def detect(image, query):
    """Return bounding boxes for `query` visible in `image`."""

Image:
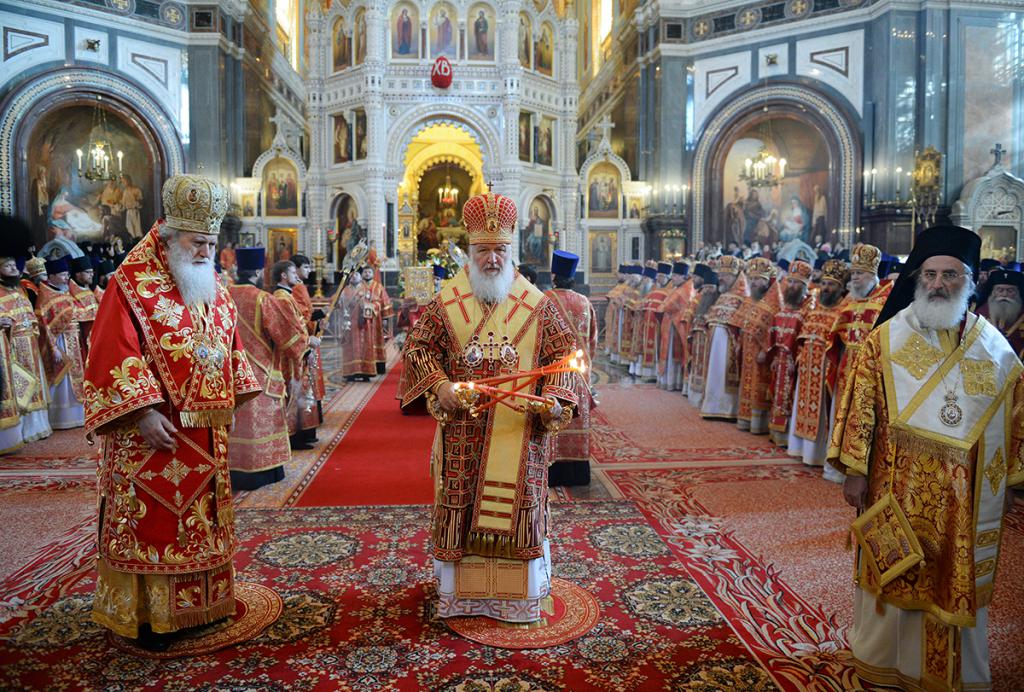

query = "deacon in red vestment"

[84,175,260,649]
[766,261,813,445]
[736,258,782,433]
[339,270,379,381]
[544,250,597,486]
[35,256,85,429]
[631,263,671,379]
[401,191,579,623]
[656,263,693,391]
[228,249,311,489]
[787,259,848,468]
[360,264,392,374]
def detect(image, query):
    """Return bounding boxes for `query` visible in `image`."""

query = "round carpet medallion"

[446,578,600,649]
[108,582,282,659]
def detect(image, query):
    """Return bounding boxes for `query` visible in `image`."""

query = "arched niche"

[692,83,861,251]
[952,163,1024,261]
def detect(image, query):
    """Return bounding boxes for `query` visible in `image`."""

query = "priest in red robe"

[228,248,311,489]
[35,256,85,429]
[766,260,813,445]
[339,269,379,381]
[544,250,597,486]
[84,174,261,650]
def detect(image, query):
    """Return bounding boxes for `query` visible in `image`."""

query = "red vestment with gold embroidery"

[545,288,597,463]
[631,286,668,373]
[767,297,810,437]
[657,282,693,376]
[736,284,782,428]
[793,300,841,441]
[339,284,379,377]
[35,283,84,395]
[829,281,893,402]
[83,228,261,638]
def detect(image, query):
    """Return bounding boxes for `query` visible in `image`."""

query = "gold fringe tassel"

[179,409,234,428]
[890,427,970,468]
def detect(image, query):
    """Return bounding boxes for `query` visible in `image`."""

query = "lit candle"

[870,168,877,200]
[682,184,689,215]
[779,158,787,178]
[103,154,109,177]
[76,149,83,170]
[864,170,870,200]
[744,159,753,177]
[117,150,123,173]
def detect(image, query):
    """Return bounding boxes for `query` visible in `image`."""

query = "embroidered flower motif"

[623,578,722,628]
[152,295,185,329]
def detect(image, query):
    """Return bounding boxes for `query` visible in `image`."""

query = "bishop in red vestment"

[35,256,85,429]
[84,176,260,649]
[766,261,813,445]
[736,258,781,433]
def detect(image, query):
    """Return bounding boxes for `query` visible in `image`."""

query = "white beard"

[167,240,218,307]
[847,277,878,300]
[988,297,1023,326]
[911,281,972,331]
[468,260,515,304]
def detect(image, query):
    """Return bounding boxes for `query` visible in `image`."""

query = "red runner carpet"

[296,364,435,506]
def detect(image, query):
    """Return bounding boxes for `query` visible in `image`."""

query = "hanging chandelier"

[75,95,123,182]
[437,170,459,208]
[740,146,786,189]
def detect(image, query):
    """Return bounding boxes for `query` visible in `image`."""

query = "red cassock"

[339,284,379,377]
[291,282,326,402]
[632,287,669,375]
[544,288,597,464]
[736,283,782,431]
[83,228,261,638]
[767,298,810,442]
[227,284,307,484]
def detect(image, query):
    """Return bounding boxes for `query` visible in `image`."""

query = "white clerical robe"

[700,325,738,418]
[786,374,829,466]
[48,333,84,429]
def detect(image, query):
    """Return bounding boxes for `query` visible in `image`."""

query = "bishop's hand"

[435,381,463,413]
[843,474,868,513]
[138,408,178,452]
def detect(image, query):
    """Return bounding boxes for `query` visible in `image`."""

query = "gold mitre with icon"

[716,255,743,276]
[788,260,813,284]
[744,257,775,280]
[161,173,230,235]
[850,243,882,274]
[821,259,850,285]
[462,191,517,245]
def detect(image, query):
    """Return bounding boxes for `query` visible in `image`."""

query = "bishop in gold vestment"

[401,192,579,623]
[829,226,1022,691]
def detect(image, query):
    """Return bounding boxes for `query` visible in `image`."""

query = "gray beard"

[847,278,878,300]
[988,298,1022,326]
[468,260,515,304]
[911,282,971,331]
[167,241,218,307]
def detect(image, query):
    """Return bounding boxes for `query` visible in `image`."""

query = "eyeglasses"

[917,269,967,284]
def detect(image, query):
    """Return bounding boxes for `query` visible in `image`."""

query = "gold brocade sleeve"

[538,301,581,408]
[826,330,883,476]
[400,299,449,407]
[1008,374,1024,488]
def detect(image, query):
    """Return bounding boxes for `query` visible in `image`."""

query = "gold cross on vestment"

[160,457,190,487]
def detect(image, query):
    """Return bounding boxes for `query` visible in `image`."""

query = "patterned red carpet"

[1,359,1022,690]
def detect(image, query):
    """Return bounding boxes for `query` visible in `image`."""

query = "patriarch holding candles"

[400,190,581,623]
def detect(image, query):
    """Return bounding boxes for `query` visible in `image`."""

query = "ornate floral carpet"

[0,502,766,691]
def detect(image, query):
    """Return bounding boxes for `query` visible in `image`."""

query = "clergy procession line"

[1,176,1022,692]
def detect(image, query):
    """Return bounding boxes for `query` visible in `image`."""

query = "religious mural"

[354,9,367,65]
[518,13,532,69]
[720,119,830,248]
[240,193,256,217]
[587,162,620,218]
[26,103,154,249]
[535,23,554,76]
[264,157,299,217]
[518,111,532,162]
[333,113,352,164]
[354,110,368,160]
[590,231,615,275]
[335,194,361,266]
[332,17,351,71]
[391,3,419,59]
[269,227,297,264]
[468,4,495,61]
[430,3,457,60]
[534,116,554,166]
[520,196,553,267]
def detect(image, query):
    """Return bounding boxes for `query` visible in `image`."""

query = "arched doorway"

[692,84,861,253]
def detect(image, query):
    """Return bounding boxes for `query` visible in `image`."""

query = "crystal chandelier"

[740,146,786,189]
[437,171,459,208]
[75,95,123,182]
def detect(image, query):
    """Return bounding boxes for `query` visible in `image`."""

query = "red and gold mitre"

[462,192,517,245]
[821,259,850,285]
[716,255,743,276]
[850,243,882,274]
[162,174,229,235]
[788,260,813,284]
[745,257,775,281]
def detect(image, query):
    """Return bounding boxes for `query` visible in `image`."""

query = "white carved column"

[559,17,581,256]
[305,5,328,255]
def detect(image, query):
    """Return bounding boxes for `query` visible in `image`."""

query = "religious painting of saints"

[354,9,367,65]
[467,3,495,61]
[333,113,352,164]
[335,194,359,265]
[332,18,351,71]
[269,228,297,264]
[520,196,553,267]
[534,116,554,167]
[264,157,299,217]
[430,3,457,60]
[590,231,615,276]
[354,110,368,160]
[534,23,554,76]
[587,162,620,219]
[626,194,644,219]
[518,12,531,69]
[391,3,419,59]
[660,234,686,260]
[26,102,156,249]
[240,193,256,217]
[518,111,532,162]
